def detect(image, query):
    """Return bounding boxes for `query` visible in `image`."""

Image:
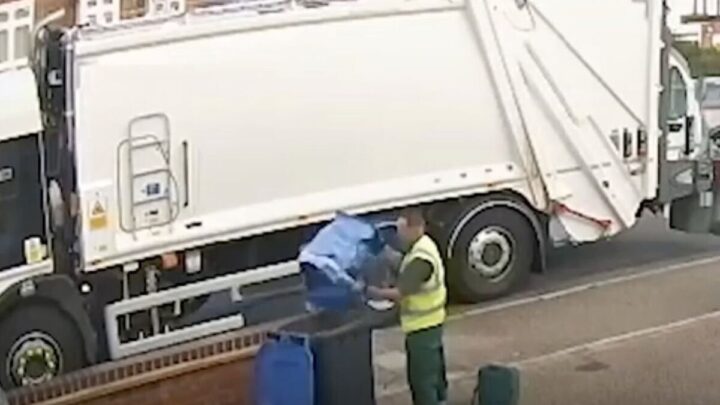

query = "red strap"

[552,202,612,231]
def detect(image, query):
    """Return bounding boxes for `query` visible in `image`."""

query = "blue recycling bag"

[299,213,385,311]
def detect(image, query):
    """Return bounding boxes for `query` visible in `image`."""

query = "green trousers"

[405,325,448,405]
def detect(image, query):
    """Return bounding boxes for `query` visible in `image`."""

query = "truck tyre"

[448,206,535,303]
[0,305,85,389]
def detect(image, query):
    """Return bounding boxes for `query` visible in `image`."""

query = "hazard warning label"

[89,198,108,230]
[91,201,106,216]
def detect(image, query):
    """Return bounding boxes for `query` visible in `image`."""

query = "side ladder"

[119,114,177,236]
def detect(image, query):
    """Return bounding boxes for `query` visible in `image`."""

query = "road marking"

[511,308,720,367]
[448,254,720,322]
[376,255,720,400]
[377,309,720,399]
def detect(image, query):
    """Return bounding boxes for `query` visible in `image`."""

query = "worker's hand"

[367,285,402,302]
[366,285,380,298]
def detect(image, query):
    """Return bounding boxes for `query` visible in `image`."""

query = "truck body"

[1,0,718,389]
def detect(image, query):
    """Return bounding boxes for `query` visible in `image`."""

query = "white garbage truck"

[0,0,715,388]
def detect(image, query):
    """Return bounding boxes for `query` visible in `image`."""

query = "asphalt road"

[374,215,720,405]
[439,214,720,317]
[543,215,720,284]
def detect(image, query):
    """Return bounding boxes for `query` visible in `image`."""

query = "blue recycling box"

[254,333,314,405]
[254,311,375,405]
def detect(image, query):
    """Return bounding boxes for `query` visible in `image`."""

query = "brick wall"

[36,0,75,27]
[701,22,720,48]
[0,0,74,26]
[85,359,254,405]
[6,323,275,405]
[119,0,144,20]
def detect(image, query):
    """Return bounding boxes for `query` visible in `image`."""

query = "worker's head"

[396,207,426,249]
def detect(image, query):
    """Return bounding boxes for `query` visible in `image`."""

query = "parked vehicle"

[667,47,703,160]
[700,78,720,135]
[0,0,717,388]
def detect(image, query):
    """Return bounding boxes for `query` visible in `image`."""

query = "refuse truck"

[0,0,717,388]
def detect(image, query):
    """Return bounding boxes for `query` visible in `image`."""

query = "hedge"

[674,40,720,77]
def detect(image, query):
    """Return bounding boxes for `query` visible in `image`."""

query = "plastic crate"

[255,333,314,405]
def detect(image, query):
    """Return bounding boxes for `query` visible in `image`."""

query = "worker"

[366,207,448,405]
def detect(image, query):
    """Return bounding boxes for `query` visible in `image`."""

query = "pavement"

[373,216,720,404]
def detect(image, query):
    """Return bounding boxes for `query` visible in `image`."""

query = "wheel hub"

[468,227,514,281]
[7,332,62,386]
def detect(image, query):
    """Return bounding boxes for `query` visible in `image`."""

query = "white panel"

[0,67,42,142]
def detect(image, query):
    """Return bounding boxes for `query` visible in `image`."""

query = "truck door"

[667,50,701,161]
[0,134,47,270]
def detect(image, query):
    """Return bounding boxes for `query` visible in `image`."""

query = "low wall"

[7,326,271,405]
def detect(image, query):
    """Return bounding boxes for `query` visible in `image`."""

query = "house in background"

[677,0,720,48]
[700,22,720,48]
[0,0,34,69]
[668,0,703,44]
[0,0,213,70]
[76,0,187,26]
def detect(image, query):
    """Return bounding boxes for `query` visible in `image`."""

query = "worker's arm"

[366,258,432,302]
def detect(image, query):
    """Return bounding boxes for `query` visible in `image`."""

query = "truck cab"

[0,67,53,293]
[0,66,76,388]
[667,47,703,161]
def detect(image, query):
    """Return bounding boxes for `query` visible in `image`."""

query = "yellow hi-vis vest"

[399,235,447,334]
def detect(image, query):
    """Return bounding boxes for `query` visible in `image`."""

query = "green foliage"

[674,40,720,78]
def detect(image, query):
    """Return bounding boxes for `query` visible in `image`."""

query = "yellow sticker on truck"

[89,199,108,230]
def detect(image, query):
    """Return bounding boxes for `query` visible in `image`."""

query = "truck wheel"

[0,306,85,389]
[448,206,535,303]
